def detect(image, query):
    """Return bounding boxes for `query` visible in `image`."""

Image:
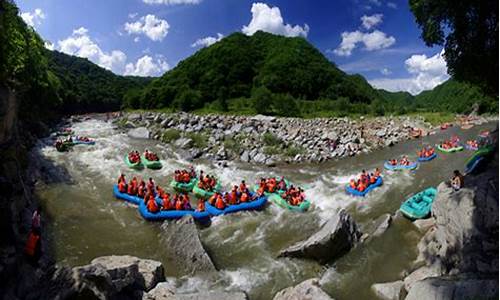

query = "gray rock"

[173,291,248,300]
[240,150,250,163]
[128,127,151,139]
[273,278,333,300]
[279,209,362,263]
[253,153,267,164]
[371,281,404,300]
[91,255,165,291]
[175,138,194,149]
[142,281,176,299]
[412,218,435,233]
[372,214,392,237]
[403,265,441,292]
[251,115,276,122]
[159,215,216,275]
[216,147,227,160]
[128,113,142,121]
[405,276,498,300]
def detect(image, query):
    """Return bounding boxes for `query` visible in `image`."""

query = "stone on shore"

[128,127,150,139]
[372,213,392,237]
[412,218,435,233]
[279,209,362,263]
[370,281,404,300]
[273,278,333,300]
[405,276,498,300]
[91,255,165,291]
[175,138,194,149]
[159,215,216,275]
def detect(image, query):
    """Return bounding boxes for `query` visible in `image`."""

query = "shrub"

[186,132,208,149]
[285,145,305,157]
[262,132,282,146]
[161,129,181,143]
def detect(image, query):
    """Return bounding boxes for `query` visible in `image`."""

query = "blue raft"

[417,153,437,162]
[113,184,142,205]
[345,176,383,197]
[384,161,418,171]
[205,193,268,216]
[465,156,484,174]
[137,200,210,222]
[73,139,95,145]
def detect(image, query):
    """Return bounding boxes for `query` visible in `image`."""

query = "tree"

[409,0,498,94]
[252,86,272,115]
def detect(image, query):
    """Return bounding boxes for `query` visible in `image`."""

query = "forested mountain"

[47,50,152,113]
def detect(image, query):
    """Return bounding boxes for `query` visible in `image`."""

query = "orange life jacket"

[215,196,225,210]
[127,184,134,195]
[118,182,126,193]
[24,232,39,257]
[197,201,205,212]
[175,200,182,211]
[230,191,237,204]
[239,183,246,192]
[349,180,356,188]
[240,192,248,202]
[147,199,159,213]
[370,176,376,184]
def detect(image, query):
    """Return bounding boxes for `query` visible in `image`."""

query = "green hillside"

[125,31,383,113]
[47,50,152,113]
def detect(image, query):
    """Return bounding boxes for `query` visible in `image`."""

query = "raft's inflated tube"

[268,194,311,212]
[384,161,418,171]
[437,144,463,153]
[205,192,268,216]
[124,154,143,169]
[73,140,95,145]
[170,178,197,193]
[399,187,437,219]
[345,176,383,197]
[192,180,221,198]
[137,199,210,222]
[417,153,437,162]
[465,157,484,174]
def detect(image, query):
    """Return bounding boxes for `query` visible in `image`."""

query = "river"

[34,116,496,299]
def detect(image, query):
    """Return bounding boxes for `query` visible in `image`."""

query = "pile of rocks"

[117,112,432,164]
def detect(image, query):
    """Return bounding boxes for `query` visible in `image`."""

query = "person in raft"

[417,146,435,158]
[349,168,381,192]
[257,177,281,193]
[208,192,227,210]
[144,149,159,161]
[198,173,217,191]
[128,150,140,163]
[450,170,464,191]
[399,155,410,166]
[76,136,91,142]
[174,169,194,183]
[281,185,305,206]
[466,139,478,149]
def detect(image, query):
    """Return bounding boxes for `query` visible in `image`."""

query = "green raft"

[192,180,222,199]
[140,155,162,169]
[437,144,463,153]
[466,145,495,165]
[124,154,143,169]
[399,187,437,219]
[268,193,310,212]
[170,178,197,193]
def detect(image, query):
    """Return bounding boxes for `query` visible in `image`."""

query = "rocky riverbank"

[113,112,437,165]
[369,135,499,300]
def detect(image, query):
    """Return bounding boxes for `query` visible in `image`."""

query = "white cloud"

[20,8,45,27]
[191,33,224,48]
[124,14,170,41]
[44,41,55,50]
[142,0,202,5]
[58,27,127,74]
[134,37,140,43]
[380,68,391,75]
[242,3,309,37]
[124,55,169,77]
[369,50,449,94]
[368,0,382,6]
[128,13,138,19]
[361,14,383,30]
[333,30,395,56]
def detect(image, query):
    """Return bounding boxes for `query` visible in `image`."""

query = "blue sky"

[18,0,449,94]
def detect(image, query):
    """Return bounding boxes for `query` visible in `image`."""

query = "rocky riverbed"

[113,112,437,165]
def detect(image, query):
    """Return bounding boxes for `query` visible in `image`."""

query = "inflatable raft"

[73,139,95,145]
[417,153,437,162]
[466,145,494,165]
[192,180,221,198]
[384,161,418,171]
[345,176,383,197]
[141,155,162,169]
[137,199,210,222]
[437,144,463,153]
[465,156,484,174]
[399,187,437,219]
[170,178,197,193]
[268,193,311,212]
[113,184,142,205]
[205,193,268,216]
[124,154,143,169]
[465,144,478,151]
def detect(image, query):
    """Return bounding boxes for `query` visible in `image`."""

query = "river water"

[34,116,496,299]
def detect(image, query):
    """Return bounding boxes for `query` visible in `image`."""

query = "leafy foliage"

[409,0,498,94]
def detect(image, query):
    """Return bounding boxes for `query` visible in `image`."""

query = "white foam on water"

[222,268,270,293]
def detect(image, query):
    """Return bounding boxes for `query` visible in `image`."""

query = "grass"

[186,132,208,149]
[409,112,456,126]
[262,132,282,146]
[263,146,281,156]
[223,136,242,155]
[161,129,181,143]
[284,145,306,157]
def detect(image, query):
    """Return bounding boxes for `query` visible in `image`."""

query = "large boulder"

[405,276,498,300]
[174,138,194,149]
[273,278,333,300]
[279,209,362,263]
[159,215,216,275]
[128,127,150,139]
[370,280,404,300]
[91,255,165,291]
